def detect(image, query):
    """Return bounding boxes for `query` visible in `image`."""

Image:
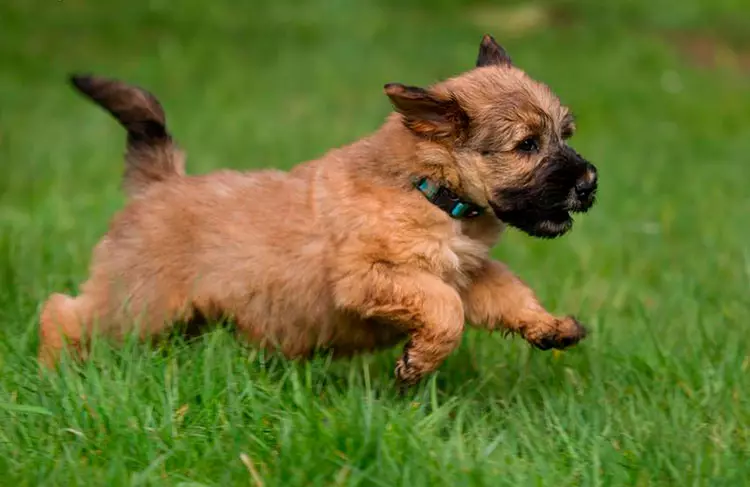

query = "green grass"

[1,0,749,484]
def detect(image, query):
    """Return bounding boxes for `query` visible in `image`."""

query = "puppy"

[39,35,598,385]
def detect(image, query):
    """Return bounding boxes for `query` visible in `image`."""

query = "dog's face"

[385,35,598,238]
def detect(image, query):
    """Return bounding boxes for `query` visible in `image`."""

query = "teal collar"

[412,177,484,219]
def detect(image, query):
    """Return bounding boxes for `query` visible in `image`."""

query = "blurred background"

[1,0,749,484]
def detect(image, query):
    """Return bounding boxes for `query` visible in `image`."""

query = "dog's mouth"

[491,205,573,238]
[490,193,595,239]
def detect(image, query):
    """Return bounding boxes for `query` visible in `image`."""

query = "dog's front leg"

[334,267,465,386]
[463,259,587,350]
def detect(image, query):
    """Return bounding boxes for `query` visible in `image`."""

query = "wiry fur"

[39,35,598,386]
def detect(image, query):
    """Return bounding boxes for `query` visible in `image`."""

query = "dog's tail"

[69,74,185,197]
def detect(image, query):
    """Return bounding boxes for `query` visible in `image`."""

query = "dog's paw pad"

[532,335,556,351]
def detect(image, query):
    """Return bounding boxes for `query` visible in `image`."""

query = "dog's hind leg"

[333,267,465,386]
[38,272,194,369]
[38,292,97,368]
[462,259,587,350]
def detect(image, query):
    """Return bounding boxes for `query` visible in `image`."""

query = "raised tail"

[69,74,185,197]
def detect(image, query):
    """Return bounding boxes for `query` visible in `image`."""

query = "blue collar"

[412,177,484,219]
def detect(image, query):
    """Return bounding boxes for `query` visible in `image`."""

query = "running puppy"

[39,35,598,385]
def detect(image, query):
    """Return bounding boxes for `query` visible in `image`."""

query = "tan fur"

[39,35,593,385]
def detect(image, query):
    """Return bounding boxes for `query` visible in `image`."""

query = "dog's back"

[40,77,364,364]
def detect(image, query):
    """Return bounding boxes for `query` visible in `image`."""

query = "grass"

[1,0,749,484]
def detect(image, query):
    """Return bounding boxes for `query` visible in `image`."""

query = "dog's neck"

[411,176,484,219]
[351,114,483,219]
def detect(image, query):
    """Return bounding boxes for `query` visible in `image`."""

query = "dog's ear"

[384,83,468,140]
[476,34,512,67]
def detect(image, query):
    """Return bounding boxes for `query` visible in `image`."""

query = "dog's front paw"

[394,340,423,387]
[526,316,588,351]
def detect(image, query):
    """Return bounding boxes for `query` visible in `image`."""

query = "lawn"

[1,0,749,485]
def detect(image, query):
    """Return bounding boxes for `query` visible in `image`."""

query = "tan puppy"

[39,35,598,385]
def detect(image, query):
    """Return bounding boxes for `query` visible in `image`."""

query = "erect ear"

[476,34,512,67]
[384,83,468,140]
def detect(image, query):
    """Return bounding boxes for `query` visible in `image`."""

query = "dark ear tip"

[69,73,100,96]
[476,33,512,67]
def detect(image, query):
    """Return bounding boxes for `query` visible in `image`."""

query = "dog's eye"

[516,137,539,153]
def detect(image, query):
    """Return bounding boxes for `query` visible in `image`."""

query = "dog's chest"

[425,233,489,290]
[414,218,504,290]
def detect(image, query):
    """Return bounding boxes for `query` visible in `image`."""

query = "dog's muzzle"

[490,146,598,238]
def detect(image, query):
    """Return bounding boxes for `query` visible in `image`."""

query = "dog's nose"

[574,165,597,198]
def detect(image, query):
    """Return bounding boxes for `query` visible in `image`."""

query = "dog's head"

[385,35,597,238]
